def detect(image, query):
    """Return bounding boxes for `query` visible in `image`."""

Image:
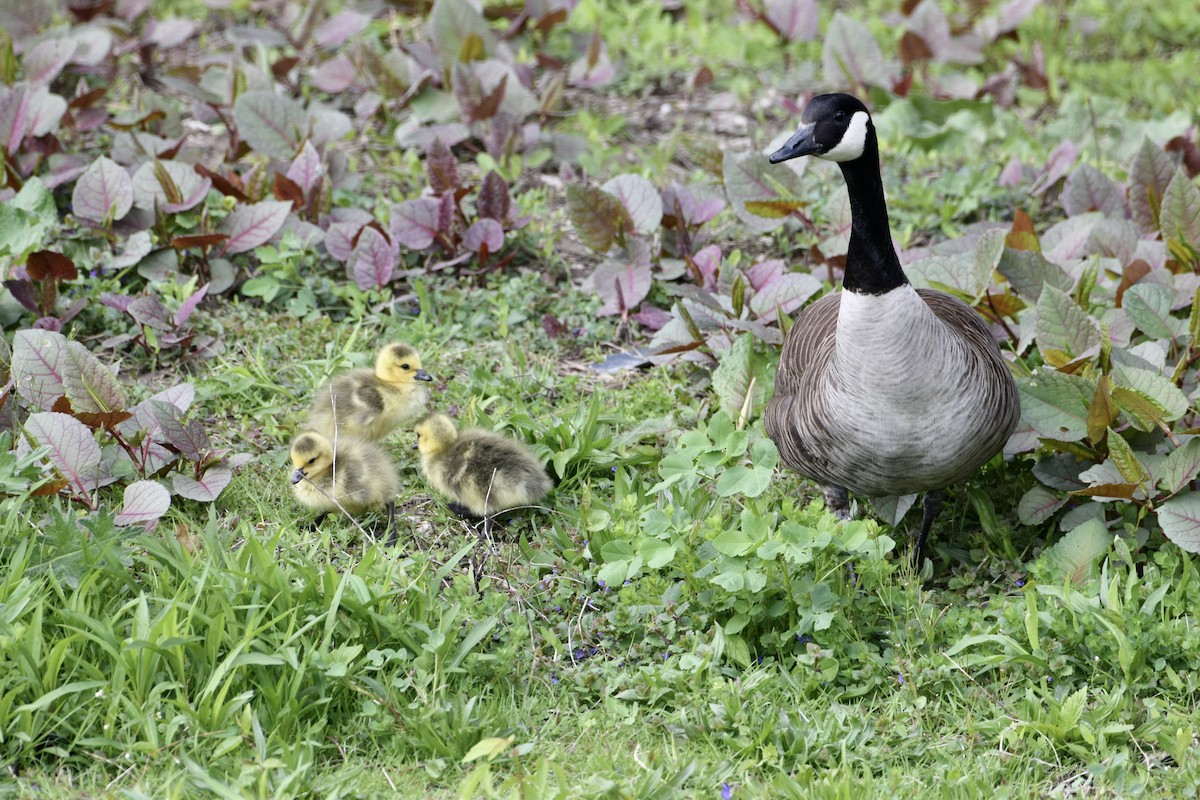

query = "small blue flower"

[1016,579,1025,588]
[721,782,733,800]
[897,673,905,685]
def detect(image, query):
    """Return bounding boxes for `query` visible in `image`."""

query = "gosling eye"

[400,363,410,370]
[307,457,317,465]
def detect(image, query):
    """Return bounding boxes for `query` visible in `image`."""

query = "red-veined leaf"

[219,200,293,255]
[113,480,171,528]
[25,411,102,496]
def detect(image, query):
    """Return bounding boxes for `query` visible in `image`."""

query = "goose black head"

[769,93,873,165]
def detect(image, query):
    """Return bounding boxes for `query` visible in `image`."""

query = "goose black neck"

[838,137,908,295]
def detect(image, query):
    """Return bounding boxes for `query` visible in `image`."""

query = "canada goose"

[413,413,552,518]
[304,342,433,441]
[764,93,1019,565]
[289,431,400,538]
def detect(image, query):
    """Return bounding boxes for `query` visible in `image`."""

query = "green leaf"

[712,529,753,557]
[1018,370,1095,442]
[1157,492,1200,553]
[1159,438,1200,497]
[462,736,512,764]
[711,334,764,425]
[1045,518,1113,584]
[715,465,772,498]
[1035,285,1100,363]
[1123,282,1185,340]
[639,538,676,569]
[1111,364,1188,427]
[0,178,55,259]
[1160,169,1200,247]
[1105,429,1149,484]
[907,229,1005,304]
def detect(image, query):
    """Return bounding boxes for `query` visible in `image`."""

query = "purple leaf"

[692,244,722,289]
[118,382,195,439]
[63,341,126,415]
[722,150,806,233]
[288,141,326,196]
[11,329,68,410]
[477,171,511,222]
[25,411,102,496]
[127,296,171,330]
[1063,164,1126,218]
[148,400,208,460]
[999,156,1024,188]
[1030,140,1077,196]
[219,200,293,255]
[747,267,822,323]
[3,281,39,313]
[1128,138,1176,235]
[1160,170,1200,245]
[146,17,195,48]
[395,122,471,151]
[312,55,358,93]
[906,0,951,58]
[463,219,504,255]
[390,197,442,250]
[351,227,398,290]
[324,221,366,262]
[1042,215,1100,263]
[602,174,663,235]
[0,85,67,151]
[313,10,371,47]
[594,239,653,316]
[663,183,725,227]
[113,480,171,529]
[174,283,209,328]
[764,0,818,42]
[306,104,352,147]
[823,12,891,88]
[233,91,306,159]
[131,160,212,212]
[116,0,153,18]
[568,41,615,88]
[72,156,134,225]
[566,184,632,253]
[172,465,232,502]
[23,38,76,86]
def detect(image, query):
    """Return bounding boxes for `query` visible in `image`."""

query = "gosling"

[289,431,400,538]
[305,342,433,441]
[413,413,552,518]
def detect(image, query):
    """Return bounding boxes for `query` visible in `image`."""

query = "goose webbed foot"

[822,485,852,521]
[913,490,943,567]
[448,501,477,519]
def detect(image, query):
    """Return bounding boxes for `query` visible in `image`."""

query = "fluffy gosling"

[305,342,433,441]
[413,413,552,518]
[289,431,400,538]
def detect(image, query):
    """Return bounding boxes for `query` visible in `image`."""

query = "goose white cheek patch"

[819,111,869,162]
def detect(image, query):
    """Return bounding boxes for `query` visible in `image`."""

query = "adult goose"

[763,93,1019,565]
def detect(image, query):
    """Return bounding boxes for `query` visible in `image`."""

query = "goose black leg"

[913,490,943,567]
[448,501,475,519]
[304,512,329,531]
[822,485,851,521]
[383,501,397,545]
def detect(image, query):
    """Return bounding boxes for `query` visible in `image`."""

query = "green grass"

[6,0,1200,797]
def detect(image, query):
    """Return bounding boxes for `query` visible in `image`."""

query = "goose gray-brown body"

[762,93,1019,558]
[304,342,433,441]
[414,413,552,518]
[289,431,400,536]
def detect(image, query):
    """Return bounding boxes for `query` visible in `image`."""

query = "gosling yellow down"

[413,413,552,517]
[289,431,400,536]
[305,342,433,441]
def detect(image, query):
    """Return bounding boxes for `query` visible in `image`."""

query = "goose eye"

[307,456,317,465]
[400,363,410,370]
[834,110,845,121]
